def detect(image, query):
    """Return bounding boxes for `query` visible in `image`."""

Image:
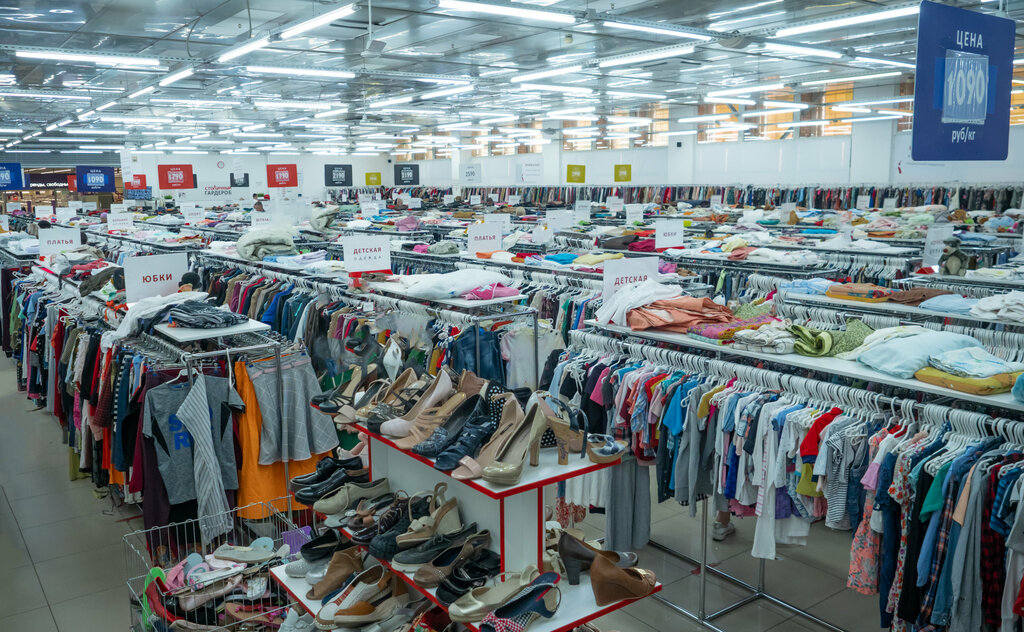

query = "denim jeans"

[451,327,506,386]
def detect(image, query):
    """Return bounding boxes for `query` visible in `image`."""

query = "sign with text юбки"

[124,253,189,302]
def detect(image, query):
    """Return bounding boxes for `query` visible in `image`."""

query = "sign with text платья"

[39,228,82,257]
[124,253,189,302]
[603,256,659,300]
[343,235,391,273]
[467,223,503,256]
[912,0,1015,161]
[655,220,686,249]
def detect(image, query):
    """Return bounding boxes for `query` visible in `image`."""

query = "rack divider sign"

[343,235,391,272]
[125,253,189,302]
[35,204,54,218]
[107,213,134,231]
[912,1,1015,160]
[923,224,957,268]
[655,220,686,249]
[573,200,590,223]
[469,195,482,205]
[855,195,872,210]
[39,228,82,256]
[546,209,572,232]
[250,213,274,229]
[606,197,624,214]
[55,207,75,223]
[484,213,512,234]
[625,204,644,224]
[443,194,455,204]
[883,197,898,210]
[183,205,204,225]
[467,223,502,255]
[603,256,659,299]
[508,195,521,205]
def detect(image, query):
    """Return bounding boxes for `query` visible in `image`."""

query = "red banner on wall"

[157,164,195,189]
[126,174,147,190]
[266,164,297,188]
[67,175,77,192]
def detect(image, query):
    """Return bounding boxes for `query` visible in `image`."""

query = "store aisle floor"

[0,360,137,631]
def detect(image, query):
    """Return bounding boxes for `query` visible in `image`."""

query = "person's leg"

[712,494,736,541]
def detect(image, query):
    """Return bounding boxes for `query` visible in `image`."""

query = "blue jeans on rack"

[451,327,506,386]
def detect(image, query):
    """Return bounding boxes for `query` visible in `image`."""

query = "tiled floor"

[0,361,138,632]
[0,355,881,632]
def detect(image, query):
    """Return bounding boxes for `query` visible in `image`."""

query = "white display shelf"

[153,319,270,342]
[350,421,618,501]
[269,565,324,617]
[588,320,1024,413]
[781,291,1024,327]
[365,282,525,309]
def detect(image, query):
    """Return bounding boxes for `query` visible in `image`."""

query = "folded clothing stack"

[167,301,250,329]
[732,321,796,353]
[825,283,892,303]
[687,313,778,345]
[236,227,296,261]
[970,291,1024,322]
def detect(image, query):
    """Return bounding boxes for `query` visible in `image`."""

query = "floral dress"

[848,432,885,594]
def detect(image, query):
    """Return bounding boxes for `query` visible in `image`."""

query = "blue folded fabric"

[1014,374,1024,403]
[956,231,997,242]
[780,278,834,295]
[918,294,979,314]
[544,253,577,264]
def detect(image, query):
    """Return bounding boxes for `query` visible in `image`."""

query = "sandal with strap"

[365,376,434,432]
[357,368,416,423]
[395,483,462,548]
[317,365,364,415]
[479,576,561,632]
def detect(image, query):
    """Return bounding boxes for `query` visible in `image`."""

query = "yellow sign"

[614,164,631,182]
[566,164,585,183]
[365,172,381,186]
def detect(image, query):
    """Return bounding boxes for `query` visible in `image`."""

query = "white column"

[849,84,898,185]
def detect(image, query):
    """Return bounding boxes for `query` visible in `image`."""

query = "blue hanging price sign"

[912,1,1015,161]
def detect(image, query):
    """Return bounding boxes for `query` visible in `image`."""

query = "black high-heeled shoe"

[411,394,486,459]
[434,417,498,471]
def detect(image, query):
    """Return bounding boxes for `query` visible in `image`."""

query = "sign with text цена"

[603,256,659,300]
[125,253,189,302]
[343,235,391,273]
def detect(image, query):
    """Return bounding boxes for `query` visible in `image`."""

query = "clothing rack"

[566,329,1018,632]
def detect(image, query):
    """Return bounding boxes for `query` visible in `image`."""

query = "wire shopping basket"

[124,500,312,631]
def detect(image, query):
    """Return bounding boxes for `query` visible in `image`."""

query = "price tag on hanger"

[882,197,898,210]
[532,224,553,245]
[38,227,81,256]
[443,194,455,205]
[343,234,391,272]
[624,204,644,224]
[483,213,512,234]
[855,194,872,210]
[603,256,659,299]
[655,220,686,249]
[107,213,134,231]
[508,195,521,205]
[546,209,572,232]
[183,205,204,225]
[124,253,189,302]
[469,195,482,205]
[606,197,624,214]
[923,224,956,268]
[55,207,75,223]
[573,200,591,223]
[467,223,502,255]
[35,204,54,219]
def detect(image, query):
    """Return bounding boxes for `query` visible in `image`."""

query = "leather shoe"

[289,456,363,493]
[295,465,369,506]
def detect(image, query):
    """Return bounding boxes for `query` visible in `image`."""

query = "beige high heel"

[452,394,523,480]
[481,401,547,486]
[392,392,467,450]
[395,482,462,548]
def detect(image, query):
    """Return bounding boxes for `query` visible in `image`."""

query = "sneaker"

[285,557,329,579]
[711,521,735,541]
[280,608,316,632]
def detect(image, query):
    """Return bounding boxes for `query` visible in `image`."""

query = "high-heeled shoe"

[447,566,546,622]
[589,554,656,606]
[557,532,639,586]
[479,576,561,632]
[311,363,377,408]
[355,369,415,422]
[379,369,455,438]
[411,394,486,458]
[480,400,548,486]
[315,365,363,413]
[541,395,587,465]
[364,370,433,431]
[395,482,462,548]
[452,394,523,480]
[585,434,628,464]
[392,392,468,450]
[344,378,392,424]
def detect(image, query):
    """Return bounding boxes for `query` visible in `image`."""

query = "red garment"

[628,238,656,252]
[798,407,843,461]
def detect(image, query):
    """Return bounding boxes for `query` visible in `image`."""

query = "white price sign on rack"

[110,203,127,213]
[469,195,482,205]
[406,198,422,209]
[573,200,590,223]
[35,204,54,219]
[82,202,97,211]
[39,228,81,256]
[508,195,521,205]
[624,204,644,224]
[107,213,134,231]
[603,256,659,299]
[484,213,512,234]
[780,202,797,212]
[1,216,9,231]
[883,197,898,210]
[7,202,21,212]
[488,194,499,203]
[125,253,189,302]
[250,214,274,229]
[532,224,553,245]
[343,235,391,272]
[855,195,872,210]
[546,209,572,232]
[183,205,204,225]
[55,207,75,223]
[467,223,502,255]
[655,220,686,249]
[68,201,83,210]
[923,224,956,268]
[443,194,455,205]
[606,197,624,214]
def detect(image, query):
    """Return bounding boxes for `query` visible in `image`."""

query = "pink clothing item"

[395,215,422,232]
[461,283,519,300]
[590,368,611,406]
[412,244,429,253]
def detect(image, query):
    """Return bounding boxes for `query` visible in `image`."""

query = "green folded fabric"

[734,301,774,320]
[827,319,874,357]
[789,324,833,357]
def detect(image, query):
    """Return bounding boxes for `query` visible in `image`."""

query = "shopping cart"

[123,500,312,631]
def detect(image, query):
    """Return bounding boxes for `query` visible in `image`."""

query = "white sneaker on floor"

[280,608,315,632]
[711,521,735,541]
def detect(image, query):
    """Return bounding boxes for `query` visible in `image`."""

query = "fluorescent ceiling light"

[517,83,592,94]
[152,98,242,106]
[437,0,575,23]
[479,68,517,77]
[704,97,756,105]
[606,91,666,100]
[230,132,285,137]
[841,97,913,107]
[764,42,842,59]
[546,106,594,117]
[0,128,23,133]
[281,3,357,39]
[131,150,165,154]
[877,109,912,117]
[61,149,106,153]
[0,91,92,101]
[246,65,355,79]
[45,123,59,132]
[841,115,902,123]
[172,150,209,155]
[740,107,802,117]
[254,99,334,110]
[607,116,652,124]
[706,82,785,97]
[219,37,270,62]
[854,56,915,69]
[709,1,783,20]
[831,105,871,113]
[191,140,234,145]
[778,120,829,128]
[129,86,156,99]
[801,71,902,86]
[66,129,130,135]
[510,65,582,83]
[313,108,348,119]
[763,99,807,109]
[57,119,72,126]
[598,46,694,68]
[709,10,785,31]
[601,21,712,41]
[677,114,731,123]
[97,101,117,111]
[14,50,160,67]
[776,5,920,37]
[87,145,125,150]
[159,67,194,86]
[100,116,175,124]
[661,130,698,136]
[9,149,51,153]
[369,95,414,108]
[419,85,475,99]
[36,137,89,142]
